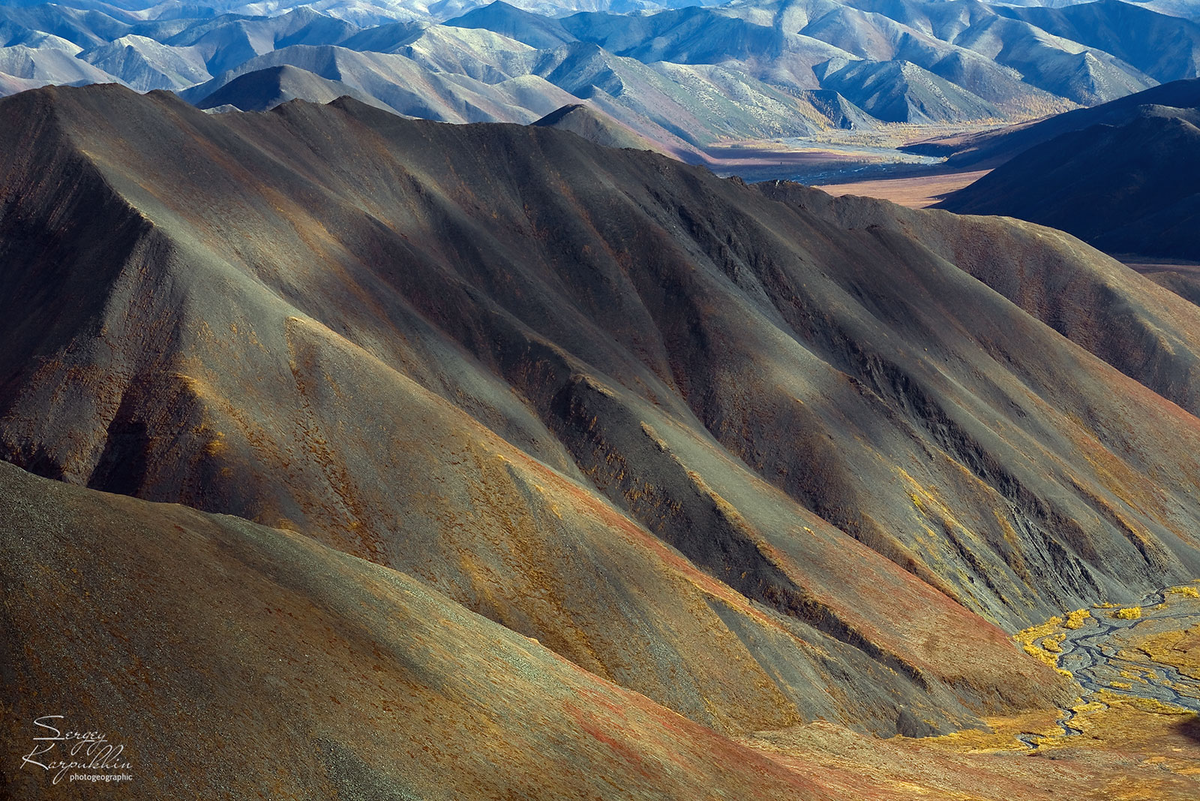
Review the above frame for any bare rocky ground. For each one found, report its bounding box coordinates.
[3,83,1200,798]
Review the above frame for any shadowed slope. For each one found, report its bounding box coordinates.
[938,111,1200,261]
[533,101,665,152]
[0,83,1069,740]
[448,0,577,49]
[7,84,1200,742]
[908,77,1200,167]
[779,179,1200,417]
[195,63,394,111]
[997,0,1200,84]
[1136,261,1200,307]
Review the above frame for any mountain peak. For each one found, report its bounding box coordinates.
[532,101,664,152]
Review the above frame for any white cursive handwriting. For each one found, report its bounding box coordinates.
[21,716,132,785]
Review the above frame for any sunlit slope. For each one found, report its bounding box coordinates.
[6,84,1200,741]
[0,460,831,800]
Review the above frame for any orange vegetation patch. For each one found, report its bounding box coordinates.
[816,170,992,209]
[740,701,1200,801]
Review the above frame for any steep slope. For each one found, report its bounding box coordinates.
[0,71,43,97]
[998,0,1200,83]
[183,38,836,144]
[0,0,1193,140]
[950,13,1157,105]
[907,76,1200,166]
[0,460,828,800]
[801,2,1096,108]
[1138,0,1200,20]
[532,101,666,151]
[78,33,211,91]
[163,7,362,74]
[447,0,578,48]
[185,44,577,122]
[381,24,540,80]
[194,62,395,110]
[818,57,1001,122]
[771,176,1200,423]
[829,0,1162,105]
[7,84,1200,769]
[0,3,133,49]
[558,5,791,64]
[0,84,1101,742]
[0,22,84,53]
[0,44,120,86]
[4,83,1200,737]
[938,111,1200,260]
[1137,262,1200,307]
[800,86,879,128]
[338,19,426,51]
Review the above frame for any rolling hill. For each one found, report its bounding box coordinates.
[194,61,396,109]
[938,87,1200,260]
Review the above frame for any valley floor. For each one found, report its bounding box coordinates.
[697,121,1006,202]
[740,587,1200,801]
[815,169,992,209]
[1122,258,1200,275]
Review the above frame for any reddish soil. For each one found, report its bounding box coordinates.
[816,169,992,208]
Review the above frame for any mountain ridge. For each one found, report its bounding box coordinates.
[1,0,1197,144]
[6,86,1200,747]
[938,108,1200,261]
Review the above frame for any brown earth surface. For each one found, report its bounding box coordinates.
[815,169,993,209]
[3,83,1200,797]
[3,459,1199,800]
[1122,258,1200,307]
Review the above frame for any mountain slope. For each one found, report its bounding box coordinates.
[532,101,665,151]
[447,0,578,48]
[183,38,840,145]
[1135,262,1200,307]
[0,83,1125,742]
[0,0,1195,145]
[185,44,577,123]
[0,44,120,88]
[194,62,395,110]
[998,0,1200,83]
[818,57,1001,122]
[938,110,1200,260]
[0,459,828,800]
[78,33,211,90]
[7,83,1200,740]
[907,76,1200,166]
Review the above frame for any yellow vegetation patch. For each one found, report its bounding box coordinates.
[1042,633,1066,653]
[1017,616,1063,641]
[1094,689,1193,716]
[1167,585,1200,599]
[205,430,226,456]
[1015,616,1065,668]
[1115,607,1142,620]
[1064,608,1091,629]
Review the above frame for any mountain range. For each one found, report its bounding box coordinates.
[4,82,1200,795]
[3,0,1200,159]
